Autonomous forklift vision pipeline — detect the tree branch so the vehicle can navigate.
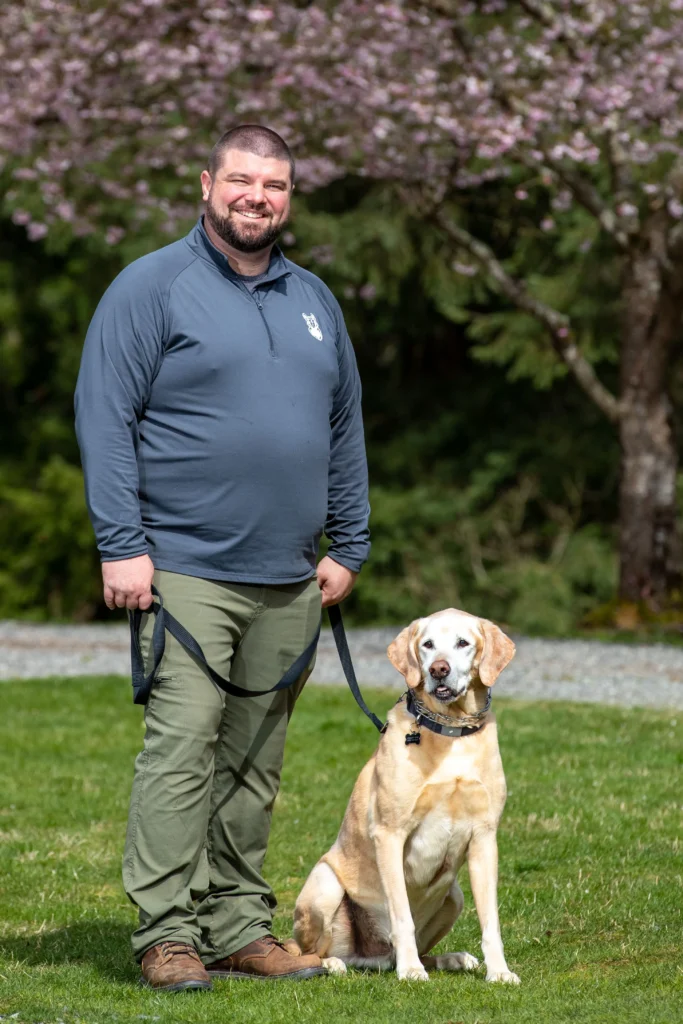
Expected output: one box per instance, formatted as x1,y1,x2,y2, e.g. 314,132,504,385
607,125,633,198
416,0,632,250
498,0,637,234
514,150,629,246
517,0,584,62
432,209,621,424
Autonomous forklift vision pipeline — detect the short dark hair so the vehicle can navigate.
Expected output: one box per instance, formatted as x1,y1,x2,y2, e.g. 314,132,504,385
208,125,295,185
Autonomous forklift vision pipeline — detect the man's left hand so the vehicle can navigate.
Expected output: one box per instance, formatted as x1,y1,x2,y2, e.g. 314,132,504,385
316,556,358,608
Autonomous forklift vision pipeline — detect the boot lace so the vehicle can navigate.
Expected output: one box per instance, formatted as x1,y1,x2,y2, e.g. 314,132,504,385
159,941,200,960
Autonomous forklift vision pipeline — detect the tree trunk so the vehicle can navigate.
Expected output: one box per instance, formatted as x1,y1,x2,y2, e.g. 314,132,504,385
619,214,682,604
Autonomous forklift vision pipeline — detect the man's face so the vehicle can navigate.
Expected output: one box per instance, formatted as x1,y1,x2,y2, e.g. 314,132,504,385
201,149,292,254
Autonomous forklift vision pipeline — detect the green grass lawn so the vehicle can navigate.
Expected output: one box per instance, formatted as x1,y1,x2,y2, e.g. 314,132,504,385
0,677,681,1024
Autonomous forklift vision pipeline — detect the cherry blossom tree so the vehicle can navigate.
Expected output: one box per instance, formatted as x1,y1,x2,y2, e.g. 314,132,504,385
2,0,682,605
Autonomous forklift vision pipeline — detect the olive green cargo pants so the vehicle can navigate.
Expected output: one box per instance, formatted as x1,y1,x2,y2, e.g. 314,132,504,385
123,569,321,962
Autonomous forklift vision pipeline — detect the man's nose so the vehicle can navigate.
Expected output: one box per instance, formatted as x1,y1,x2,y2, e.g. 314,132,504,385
429,659,450,679
245,183,265,204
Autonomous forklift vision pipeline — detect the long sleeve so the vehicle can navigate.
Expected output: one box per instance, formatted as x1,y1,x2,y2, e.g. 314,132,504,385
74,263,166,561
325,314,371,572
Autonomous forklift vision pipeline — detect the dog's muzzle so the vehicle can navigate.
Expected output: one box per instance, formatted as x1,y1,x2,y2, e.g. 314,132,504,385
428,661,453,702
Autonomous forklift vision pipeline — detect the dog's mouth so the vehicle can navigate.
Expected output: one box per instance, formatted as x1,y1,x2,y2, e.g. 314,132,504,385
433,684,455,703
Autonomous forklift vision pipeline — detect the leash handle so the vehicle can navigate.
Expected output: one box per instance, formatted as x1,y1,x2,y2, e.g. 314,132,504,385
130,586,167,704
130,585,320,706
130,586,385,733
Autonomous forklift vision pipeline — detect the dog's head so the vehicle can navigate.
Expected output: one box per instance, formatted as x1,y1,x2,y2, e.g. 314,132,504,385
387,609,515,709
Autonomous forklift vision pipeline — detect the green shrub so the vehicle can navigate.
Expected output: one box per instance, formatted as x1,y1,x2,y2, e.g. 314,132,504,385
343,481,618,634
0,456,101,620
0,454,618,633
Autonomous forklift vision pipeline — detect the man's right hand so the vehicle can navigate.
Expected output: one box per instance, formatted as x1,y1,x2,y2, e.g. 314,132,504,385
102,554,155,611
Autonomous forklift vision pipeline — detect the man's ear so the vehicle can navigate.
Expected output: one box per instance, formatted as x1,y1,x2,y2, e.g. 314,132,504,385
387,621,422,689
478,619,515,687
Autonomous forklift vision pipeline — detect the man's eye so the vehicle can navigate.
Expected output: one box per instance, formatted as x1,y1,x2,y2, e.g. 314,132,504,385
423,639,434,649
456,638,469,649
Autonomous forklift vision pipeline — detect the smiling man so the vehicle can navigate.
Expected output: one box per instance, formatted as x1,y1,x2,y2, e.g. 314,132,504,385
74,126,370,992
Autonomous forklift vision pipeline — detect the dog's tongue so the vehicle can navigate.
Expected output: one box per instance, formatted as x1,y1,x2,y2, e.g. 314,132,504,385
435,685,451,699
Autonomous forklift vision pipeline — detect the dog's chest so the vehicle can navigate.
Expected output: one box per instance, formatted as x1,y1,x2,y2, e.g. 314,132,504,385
403,809,469,889
403,773,492,889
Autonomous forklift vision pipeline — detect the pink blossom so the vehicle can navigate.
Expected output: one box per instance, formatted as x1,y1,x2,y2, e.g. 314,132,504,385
452,261,478,277
55,200,75,221
247,7,274,22
309,244,334,265
551,190,572,212
0,0,681,245
27,222,48,240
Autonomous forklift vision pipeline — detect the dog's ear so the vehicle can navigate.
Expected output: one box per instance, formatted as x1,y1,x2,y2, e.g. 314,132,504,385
478,619,515,687
387,621,422,689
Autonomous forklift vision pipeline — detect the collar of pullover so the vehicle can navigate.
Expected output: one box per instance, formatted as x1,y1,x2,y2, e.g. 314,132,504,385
186,217,291,286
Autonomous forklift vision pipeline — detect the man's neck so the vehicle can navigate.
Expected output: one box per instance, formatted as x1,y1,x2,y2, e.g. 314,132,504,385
203,216,272,276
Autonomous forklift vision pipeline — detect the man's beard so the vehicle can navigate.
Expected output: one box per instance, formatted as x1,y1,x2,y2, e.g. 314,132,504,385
205,193,283,253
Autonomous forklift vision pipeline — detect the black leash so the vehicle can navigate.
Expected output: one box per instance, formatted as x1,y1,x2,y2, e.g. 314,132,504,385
130,585,386,733
327,603,385,733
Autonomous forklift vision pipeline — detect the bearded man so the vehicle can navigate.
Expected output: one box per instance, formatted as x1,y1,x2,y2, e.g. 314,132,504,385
75,125,370,991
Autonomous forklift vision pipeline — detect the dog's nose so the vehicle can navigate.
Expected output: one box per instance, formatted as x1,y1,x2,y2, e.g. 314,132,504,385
429,659,450,679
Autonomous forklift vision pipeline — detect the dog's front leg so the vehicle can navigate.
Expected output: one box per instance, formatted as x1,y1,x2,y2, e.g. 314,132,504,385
373,828,428,981
467,827,520,984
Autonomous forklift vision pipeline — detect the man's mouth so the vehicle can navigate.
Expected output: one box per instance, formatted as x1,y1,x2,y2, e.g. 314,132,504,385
233,209,268,221
433,684,454,702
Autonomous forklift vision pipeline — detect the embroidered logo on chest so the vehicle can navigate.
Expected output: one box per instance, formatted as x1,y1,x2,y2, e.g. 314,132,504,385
302,312,323,341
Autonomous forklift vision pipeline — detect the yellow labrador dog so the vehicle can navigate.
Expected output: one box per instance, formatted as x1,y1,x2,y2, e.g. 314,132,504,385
292,608,519,984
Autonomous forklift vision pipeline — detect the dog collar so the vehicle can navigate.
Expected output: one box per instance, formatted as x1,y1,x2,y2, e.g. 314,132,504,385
403,689,490,745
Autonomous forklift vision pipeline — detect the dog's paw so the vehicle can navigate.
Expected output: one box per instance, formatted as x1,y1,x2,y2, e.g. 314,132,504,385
322,957,347,976
398,963,429,982
281,938,302,956
441,952,480,971
486,969,520,985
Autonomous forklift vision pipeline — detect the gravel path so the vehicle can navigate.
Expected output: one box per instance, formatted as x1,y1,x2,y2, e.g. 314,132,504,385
1,620,682,710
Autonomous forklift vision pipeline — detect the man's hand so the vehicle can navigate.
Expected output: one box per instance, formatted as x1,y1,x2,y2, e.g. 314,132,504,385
102,554,155,611
316,556,358,608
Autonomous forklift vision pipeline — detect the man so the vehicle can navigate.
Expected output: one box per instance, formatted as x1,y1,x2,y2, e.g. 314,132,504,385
74,125,370,992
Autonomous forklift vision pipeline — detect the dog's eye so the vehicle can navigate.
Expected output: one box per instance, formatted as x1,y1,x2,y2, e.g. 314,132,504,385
456,638,470,649
422,640,434,649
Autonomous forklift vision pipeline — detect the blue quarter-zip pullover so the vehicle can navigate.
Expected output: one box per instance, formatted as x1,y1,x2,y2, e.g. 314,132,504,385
74,218,370,584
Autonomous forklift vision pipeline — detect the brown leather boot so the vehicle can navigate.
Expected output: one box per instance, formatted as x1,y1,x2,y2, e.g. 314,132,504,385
206,935,325,981
140,941,213,992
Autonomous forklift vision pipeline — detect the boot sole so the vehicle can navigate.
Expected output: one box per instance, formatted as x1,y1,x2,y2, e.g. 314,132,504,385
138,977,212,993
207,966,326,981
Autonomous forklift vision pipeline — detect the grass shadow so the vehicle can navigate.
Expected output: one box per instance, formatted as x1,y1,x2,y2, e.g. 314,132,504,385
0,920,139,984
